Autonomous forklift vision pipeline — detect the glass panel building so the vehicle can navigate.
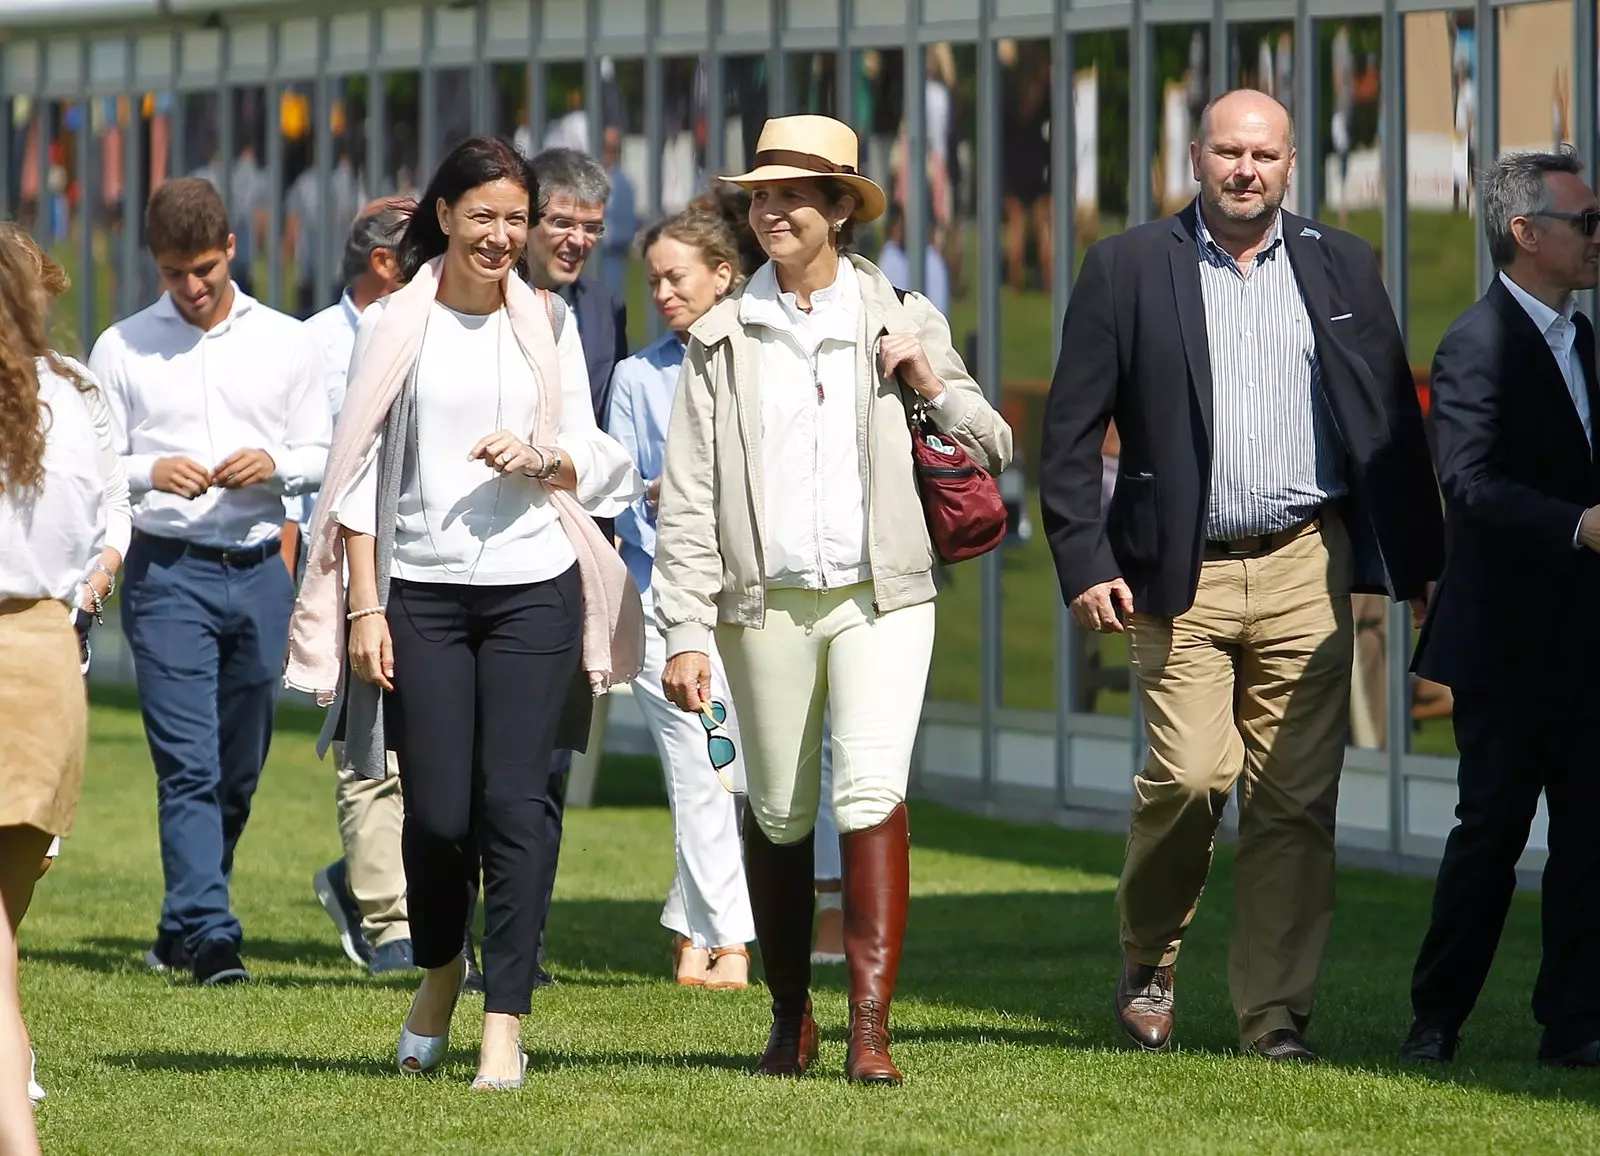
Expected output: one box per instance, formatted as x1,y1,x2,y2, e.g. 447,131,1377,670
1,0,1573,873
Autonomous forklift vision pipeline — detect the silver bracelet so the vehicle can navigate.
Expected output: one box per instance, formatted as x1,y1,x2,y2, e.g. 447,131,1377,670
543,447,563,480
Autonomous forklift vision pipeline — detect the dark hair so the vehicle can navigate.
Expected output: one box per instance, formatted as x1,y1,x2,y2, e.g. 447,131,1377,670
687,183,764,276
146,177,230,256
815,177,858,250
1482,146,1585,268
396,136,536,282
342,200,414,284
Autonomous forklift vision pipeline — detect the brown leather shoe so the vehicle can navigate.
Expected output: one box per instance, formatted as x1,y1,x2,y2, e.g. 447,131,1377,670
743,812,816,1075
1253,1027,1319,1063
841,804,910,1085
756,998,820,1077
1115,957,1175,1051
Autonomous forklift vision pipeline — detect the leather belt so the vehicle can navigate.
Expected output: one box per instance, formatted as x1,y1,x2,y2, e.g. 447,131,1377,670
133,530,283,568
1204,514,1322,560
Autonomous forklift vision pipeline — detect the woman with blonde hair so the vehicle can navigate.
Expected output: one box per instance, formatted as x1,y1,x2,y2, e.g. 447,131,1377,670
608,208,755,988
0,230,109,1153
0,224,130,1106
656,115,1012,1084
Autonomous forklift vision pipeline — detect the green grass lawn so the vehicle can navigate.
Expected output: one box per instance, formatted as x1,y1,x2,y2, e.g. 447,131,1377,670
19,694,1597,1152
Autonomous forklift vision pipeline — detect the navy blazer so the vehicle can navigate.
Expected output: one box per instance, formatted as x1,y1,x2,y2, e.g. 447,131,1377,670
1412,279,1600,691
1041,201,1444,618
566,276,629,426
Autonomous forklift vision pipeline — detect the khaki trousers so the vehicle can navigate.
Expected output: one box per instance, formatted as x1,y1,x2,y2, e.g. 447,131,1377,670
331,744,410,948
1121,514,1353,1047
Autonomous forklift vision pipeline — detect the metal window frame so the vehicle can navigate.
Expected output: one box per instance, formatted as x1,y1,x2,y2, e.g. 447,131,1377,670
3,0,1579,870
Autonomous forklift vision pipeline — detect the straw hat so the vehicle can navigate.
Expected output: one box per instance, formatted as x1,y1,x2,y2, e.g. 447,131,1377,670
721,115,887,224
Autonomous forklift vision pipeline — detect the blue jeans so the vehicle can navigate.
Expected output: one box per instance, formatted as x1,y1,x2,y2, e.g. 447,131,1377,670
121,534,294,952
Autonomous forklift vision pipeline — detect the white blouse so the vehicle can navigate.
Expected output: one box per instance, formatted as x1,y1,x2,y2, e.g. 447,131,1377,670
738,258,870,591
53,356,132,559
336,298,641,585
0,363,107,602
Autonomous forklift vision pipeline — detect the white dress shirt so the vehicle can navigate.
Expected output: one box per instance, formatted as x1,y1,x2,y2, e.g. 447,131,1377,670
285,290,363,524
0,364,106,602
91,287,330,550
334,299,641,585
1498,271,1593,546
739,258,871,591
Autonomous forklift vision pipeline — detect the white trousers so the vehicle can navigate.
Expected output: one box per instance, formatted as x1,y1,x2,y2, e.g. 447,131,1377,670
634,597,755,949
718,584,935,844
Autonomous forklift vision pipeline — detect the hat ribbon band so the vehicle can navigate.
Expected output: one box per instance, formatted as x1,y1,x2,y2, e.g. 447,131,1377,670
753,149,859,177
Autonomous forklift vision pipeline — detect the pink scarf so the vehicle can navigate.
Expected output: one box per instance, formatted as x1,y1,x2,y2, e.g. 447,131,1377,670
284,256,643,706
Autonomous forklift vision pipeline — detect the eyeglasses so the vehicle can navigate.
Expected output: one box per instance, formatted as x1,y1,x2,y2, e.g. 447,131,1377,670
1534,209,1600,237
544,216,607,239
698,700,737,793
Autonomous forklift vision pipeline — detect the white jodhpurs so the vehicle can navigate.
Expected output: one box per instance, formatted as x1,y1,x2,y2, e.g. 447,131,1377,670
717,583,935,845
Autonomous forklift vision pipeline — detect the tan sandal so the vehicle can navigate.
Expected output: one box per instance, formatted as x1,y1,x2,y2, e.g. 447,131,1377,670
672,934,711,986
704,945,751,991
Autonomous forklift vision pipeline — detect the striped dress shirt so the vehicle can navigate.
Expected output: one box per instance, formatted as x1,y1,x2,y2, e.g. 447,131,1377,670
1195,210,1347,540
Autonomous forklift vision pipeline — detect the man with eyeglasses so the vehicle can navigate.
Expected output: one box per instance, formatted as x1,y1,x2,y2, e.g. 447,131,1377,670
467,146,630,993
293,198,418,978
1403,147,1600,1069
528,147,631,438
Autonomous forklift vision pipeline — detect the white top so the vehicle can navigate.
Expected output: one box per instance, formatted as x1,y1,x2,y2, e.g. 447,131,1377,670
49,355,132,558
90,288,331,549
334,299,642,586
286,290,363,524
0,363,107,602
739,258,870,590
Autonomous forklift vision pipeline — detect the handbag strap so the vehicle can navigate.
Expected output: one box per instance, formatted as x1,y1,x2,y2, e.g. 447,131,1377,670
887,284,929,432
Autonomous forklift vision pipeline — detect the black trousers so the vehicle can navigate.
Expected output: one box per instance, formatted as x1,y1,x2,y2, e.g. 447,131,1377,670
1409,686,1600,1056
385,569,582,1016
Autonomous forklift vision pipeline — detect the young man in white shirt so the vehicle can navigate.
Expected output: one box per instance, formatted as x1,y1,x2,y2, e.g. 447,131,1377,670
291,198,417,977
90,178,331,986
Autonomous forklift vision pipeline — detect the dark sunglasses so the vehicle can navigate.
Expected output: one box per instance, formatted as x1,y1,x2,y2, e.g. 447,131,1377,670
1535,209,1600,237
698,700,737,792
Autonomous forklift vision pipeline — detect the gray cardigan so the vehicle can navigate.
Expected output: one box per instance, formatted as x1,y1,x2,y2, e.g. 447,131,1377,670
316,295,591,780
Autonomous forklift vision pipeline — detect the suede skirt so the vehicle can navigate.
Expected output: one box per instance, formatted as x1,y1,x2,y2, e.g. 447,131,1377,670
0,599,87,835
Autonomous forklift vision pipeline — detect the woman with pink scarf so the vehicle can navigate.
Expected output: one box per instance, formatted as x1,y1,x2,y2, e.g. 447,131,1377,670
285,137,643,1090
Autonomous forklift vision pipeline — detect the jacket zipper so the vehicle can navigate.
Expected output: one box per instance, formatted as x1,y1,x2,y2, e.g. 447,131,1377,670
808,343,828,592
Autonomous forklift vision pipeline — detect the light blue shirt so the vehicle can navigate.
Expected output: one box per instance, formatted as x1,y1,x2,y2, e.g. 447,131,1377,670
877,239,950,318
606,332,685,594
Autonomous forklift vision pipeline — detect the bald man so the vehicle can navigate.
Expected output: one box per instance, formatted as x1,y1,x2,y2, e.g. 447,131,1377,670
1041,90,1443,1060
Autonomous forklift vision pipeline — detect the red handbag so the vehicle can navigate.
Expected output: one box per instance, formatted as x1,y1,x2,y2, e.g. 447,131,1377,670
907,397,1008,564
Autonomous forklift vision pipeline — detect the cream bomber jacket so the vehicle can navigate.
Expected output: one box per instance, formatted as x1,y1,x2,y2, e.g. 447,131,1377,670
652,253,1015,659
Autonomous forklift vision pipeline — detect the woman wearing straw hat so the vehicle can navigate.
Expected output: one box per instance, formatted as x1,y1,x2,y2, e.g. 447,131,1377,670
655,114,1013,1084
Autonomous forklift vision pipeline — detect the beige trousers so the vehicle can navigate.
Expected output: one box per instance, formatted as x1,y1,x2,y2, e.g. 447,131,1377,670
331,744,409,948
717,584,935,844
1121,514,1353,1047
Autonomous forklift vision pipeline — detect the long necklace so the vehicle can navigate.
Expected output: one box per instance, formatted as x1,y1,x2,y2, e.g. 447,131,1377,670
414,305,506,580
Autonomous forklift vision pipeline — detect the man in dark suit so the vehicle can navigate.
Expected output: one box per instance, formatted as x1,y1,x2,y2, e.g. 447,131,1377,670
1041,90,1443,1062
1403,148,1600,1068
529,147,631,434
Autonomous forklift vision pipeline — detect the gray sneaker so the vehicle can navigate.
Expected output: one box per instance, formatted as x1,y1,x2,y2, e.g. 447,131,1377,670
369,938,416,976
312,860,372,968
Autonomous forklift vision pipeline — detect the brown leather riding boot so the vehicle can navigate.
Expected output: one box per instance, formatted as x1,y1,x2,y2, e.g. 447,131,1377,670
840,803,910,1085
743,811,818,1076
